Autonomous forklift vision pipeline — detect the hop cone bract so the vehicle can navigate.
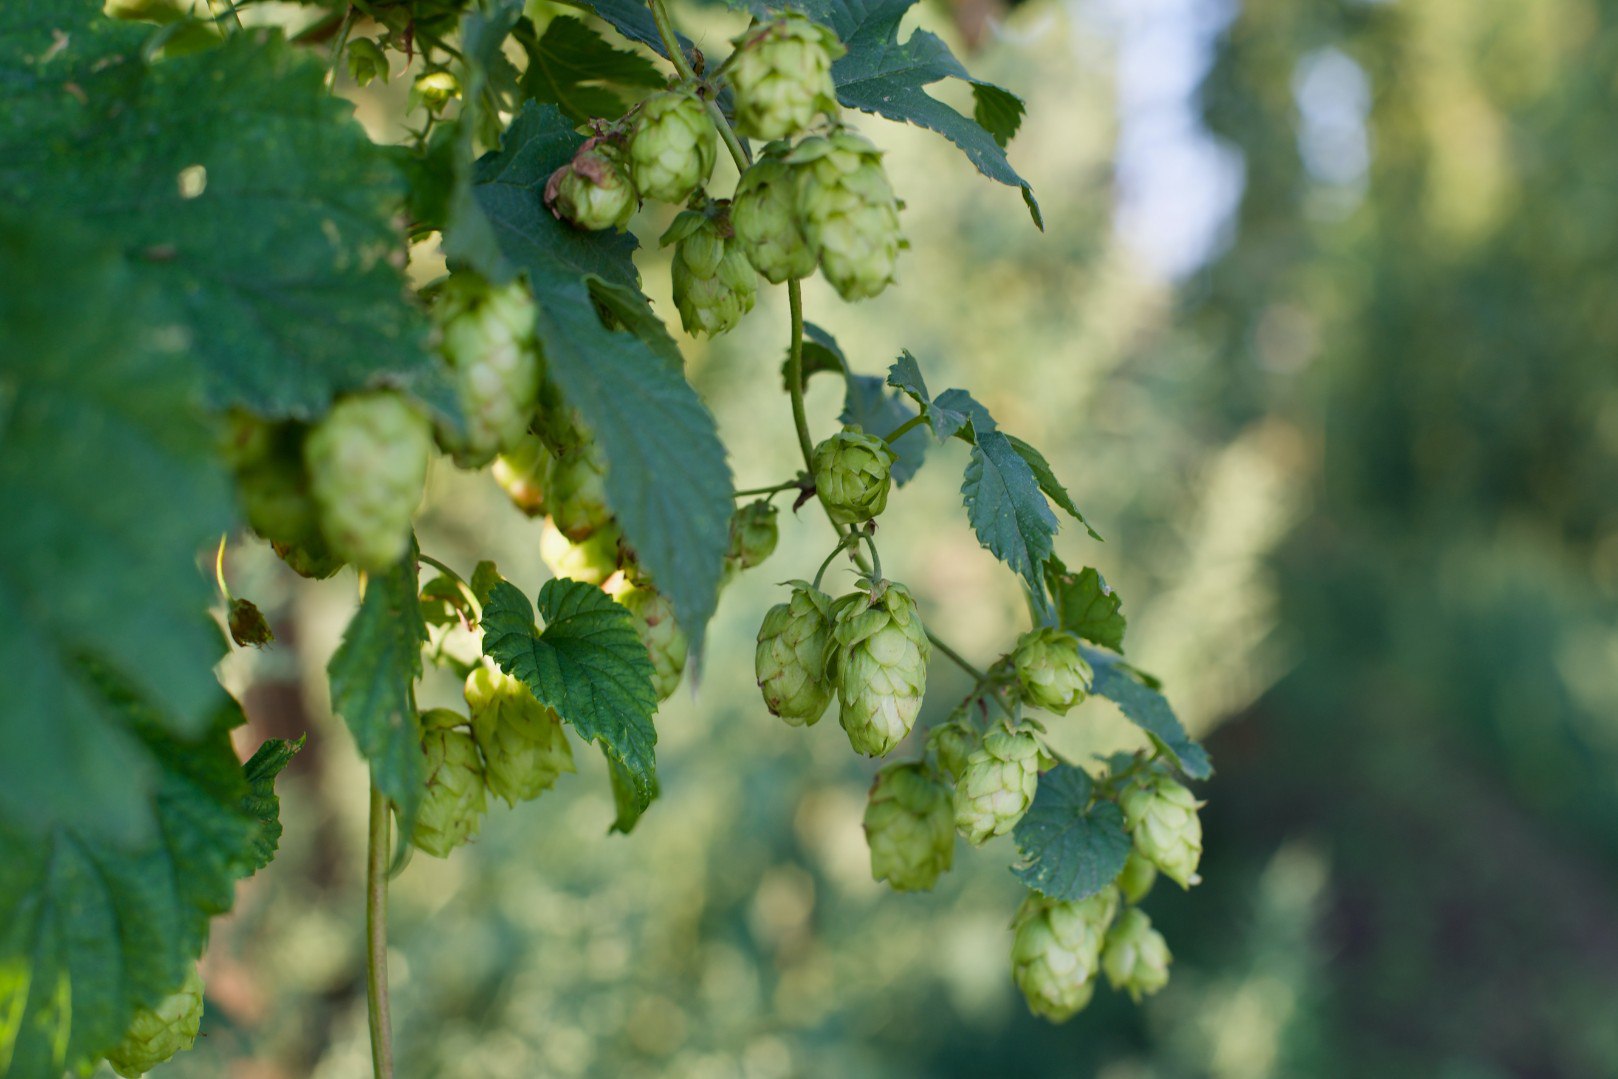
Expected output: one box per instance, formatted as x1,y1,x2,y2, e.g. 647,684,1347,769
608,577,688,701
492,433,552,517
1011,887,1119,1022
731,150,817,283
812,426,894,525
433,274,541,467
830,578,931,756
1116,848,1159,903
754,581,835,725
669,209,757,337
1119,772,1204,888
864,761,955,891
791,131,902,301
545,140,637,231
465,665,574,805
1013,627,1094,714
305,391,431,572
954,727,1042,845
104,967,204,1078
628,89,716,203
726,13,844,141
548,440,612,540
540,517,624,586
928,718,979,782
412,708,487,858
1101,907,1172,1002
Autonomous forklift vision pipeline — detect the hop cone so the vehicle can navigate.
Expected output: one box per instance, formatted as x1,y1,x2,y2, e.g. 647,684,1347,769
548,440,612,540
1120,772,1204,888
104,967,204,1078
731,150,817,283
954,727,1042,845
411,70,459,110
540,517,624,586
465,665,574,805
534,386,591,457
811,426,894,525
829,578,931,756
668,209,757,337
864,761,955,891
628,89,716,203
545,140,637,231
1012,627,1094,714
791,131,902,301
492,433,552,517
1011,888,1119,1022
607,577,688,701
728,498,780,570
305,391,430,572
270,537,344,580
754,581,835,725
231,421,336,571
928,718,979,782
1116,848,1159,903
412,708,487,858
726,13,844,141
434,274,541,467
1101,907,1172,1002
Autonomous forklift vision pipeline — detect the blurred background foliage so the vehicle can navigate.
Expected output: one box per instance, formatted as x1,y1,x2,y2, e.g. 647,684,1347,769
149,0,1618,1074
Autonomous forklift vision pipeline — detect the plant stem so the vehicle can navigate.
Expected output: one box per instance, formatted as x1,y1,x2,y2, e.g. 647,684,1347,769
647,0,752,171
927,629,988,682
786,278,816,466
883,414,926,444
366,784,394,1079
326,5,356,89
734,479,803,499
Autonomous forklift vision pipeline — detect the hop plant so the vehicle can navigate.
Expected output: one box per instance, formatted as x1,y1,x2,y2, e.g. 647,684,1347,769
754,581,836,725
665,207,757,337
1101,907,1172,1002
230,421,331,552
725,13,844,141
410,70,459,111
1116,848,1159,903
627,88,716,203
347,38,389,87
928,718,979,782
540,517,624,586
608,577,688,701
433,274,542,467
811,425,894,525
731,149,817,283
863,761,955,891
545,139,637,232
491,433,552,517
548,440,612,540
412,708,488,858
954,727,1043,845
829,578,931,756
1011,888,1119,1022
1012,627,1094,714
790,131,902,301
305,391,431,572
103,967,204,1078
728,498,780,571
1119,772,1204,888
464,665,575,805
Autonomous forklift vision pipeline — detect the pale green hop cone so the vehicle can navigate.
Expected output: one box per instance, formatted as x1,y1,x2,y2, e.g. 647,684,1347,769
539,516,624,586
666,208,757,337
928,718,979,782
433,273,542,467
492,432,552,517
755,581,836,725
1116,848,1159,903
412,708,488,858
954,727,1043,845
628,88,716,203
811,425,894,525
731,149,818,283
790,131,902,301
305,391,431,572
1012,626,1094,714
726,13,844,141
830,578,931,756
465,665,575,805
545,139,637,231
728,498,780,571
1101,907,1172,1002
608,577,689,701
1119,772,1204,888
104,967,204,1078
230,420,343,580
864,761,955,891
1010,887,1120,1023
547,440,612,540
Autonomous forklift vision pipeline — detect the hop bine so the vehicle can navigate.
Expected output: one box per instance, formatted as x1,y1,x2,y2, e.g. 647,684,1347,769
304,391,431,572
725,13,844,141
829,578,931,756
1012,627,1094,714
1119,771,1204,888
953,727,1043,845
864,761,955,891
627,88,716,203
412,708,488,858
1010,887,1119,1022
755,581,836,725
465,665,575,805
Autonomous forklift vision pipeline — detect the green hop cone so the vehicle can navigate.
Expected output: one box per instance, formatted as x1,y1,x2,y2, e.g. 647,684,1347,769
863,761,955,891
829,578,931,757
928,718,979,782
811,425,894,525
103,967,204,1078
1012,627,1094,714
954,727,1043,845
1119,772,1205,888
726,13,844,141
1116,848,1159,904
727,498,780,571
347,38,389,86
1010,887,1119,1022
434,274,542,467
411,70,459,111
226,418,348,579
548,440,612,540
270,537,345,580
412,708,488,858
545,139,638,232
1101,907,1172,1002
607,577,688,701
540,517,624,586
731,149,817,283
464,665,575,805
754,581,836,725
305,391,431,572
492,433,552,517
790,131,902,301
627,89,716,203
666,207,757,337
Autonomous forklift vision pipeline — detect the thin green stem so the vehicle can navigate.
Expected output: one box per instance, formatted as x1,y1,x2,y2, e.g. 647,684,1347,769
209,0,245,32
928,630,988,683
859,529,883,581
883,414,926,444
326,5,356,89
734,479,803,499
786,278,815,468
647,0,750,170
812,533,860,591
365,785,394,1079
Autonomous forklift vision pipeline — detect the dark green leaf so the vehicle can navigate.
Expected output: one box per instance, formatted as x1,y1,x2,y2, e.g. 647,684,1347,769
562,0,686,55
933,387,997,439
519,16,665,123
1048,558,1126,651
1007,434,1102,540
1012,764,1131,901
328,554,428,843
441,0,525,274
239,735,305,878
841,375,927,485
961,430,1057,601
482,579,660,808
605,747,659,834
886,351,970,441
971,82,1027,149
1082,647,1212,780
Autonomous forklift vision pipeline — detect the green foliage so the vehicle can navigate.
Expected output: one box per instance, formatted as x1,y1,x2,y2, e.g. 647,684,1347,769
962,430,1060,605
1047,559,1126,651
240,737,306,877
1012,765,1131,901
517,16,664,124
1083,649,1212,780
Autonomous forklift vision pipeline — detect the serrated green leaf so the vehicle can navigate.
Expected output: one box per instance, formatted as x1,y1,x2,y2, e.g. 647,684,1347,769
0,676,257,1078
886,351,970,441
518,15,665,123
466,103,733,661
440,0,524,274
1081,647,1212,780
605,747,659,834
1047,558,1126,651
961,430,1057,601
0,212,232,844
481,579,660,808
562,0,685,54
1007,434,1102,541
841,375,928,486
328,555,428,845
1011,764,1131,901
971,82,1026,149
239,735,305,878
0,10,440,419
932,387,997,438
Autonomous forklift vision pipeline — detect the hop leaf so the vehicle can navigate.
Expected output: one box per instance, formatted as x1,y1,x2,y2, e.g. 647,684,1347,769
954,727,1042,845
627,89,716,203
103,967,205,1078
726,13,845,141
433,274,543,468
540,517,626,586
829,578,931,756
755,581,836,725
1012,627,1093,714
1119,772,1204,888
790,131,903,301
544,138,638,231
465,665,575,805
305,391,432,572
864,760,955,891
1011,888,1119,1022
731,148,818,283
412,709,488,858
607,578,689,701
812,425,895,525
1101,907,1172,1002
